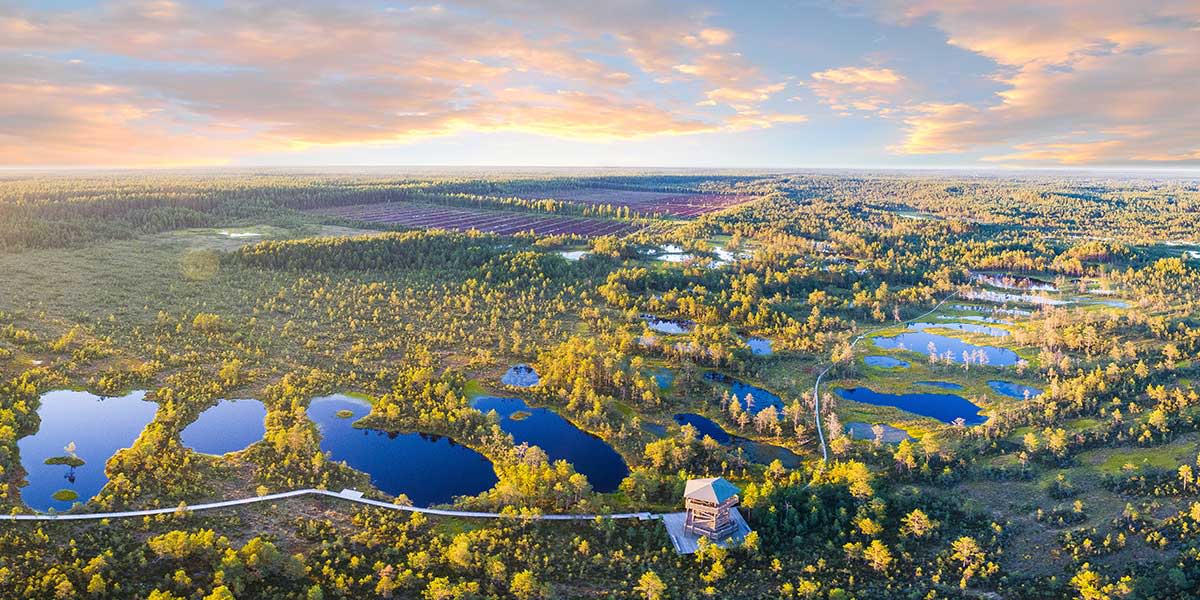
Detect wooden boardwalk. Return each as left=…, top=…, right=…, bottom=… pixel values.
left=0, top=488, right=660, bottom=522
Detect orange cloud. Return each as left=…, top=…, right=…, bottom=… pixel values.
left=812, top=67, right=902, bottom=85
left=0, top=1, right=803, bottom=166
left=872, top=0, right=1200, bottom=165
left=809, top=66, right=905, bottom=116
left=891, top=103, right=991, bottom=154
left=0, top=79, right=260, bottom=166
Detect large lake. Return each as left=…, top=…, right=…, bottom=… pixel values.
left=18, top=390, right=158, bottom=511
left=471, top=396, right=628, bottom=493
left=308, top=395, right=498, bottom=506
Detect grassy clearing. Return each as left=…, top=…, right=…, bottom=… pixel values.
left=1085, top=437, right=1198, bottom=475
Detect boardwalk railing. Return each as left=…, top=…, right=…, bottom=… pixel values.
left=1, top=488, right=661, bottom=522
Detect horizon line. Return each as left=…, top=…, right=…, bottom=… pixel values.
left=3, top=164, right=1199, bottom=176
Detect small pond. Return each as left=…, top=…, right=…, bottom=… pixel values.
left=558, top=250, right=590, bottom=261
left=949, top=315, right=1013, bottom=325
left=971, top=273, right=1057, bottom=292
left=501, top=364, right=540, bottom=387
left=872, top=331, right=1019, bottom=366
left=746, top=337, right=773, bottom=356
left=865, top=355, right=910, bottom=368
left=641, top=314, right=694, bottom=335
left=653, top=368, right=674, bottom=389
left=472, top=396, right=629, bottom=493
left=650, top=244, right=744, bottom=268
left=835, top=387, right=986, bottom=425
left=988, top=380, right=1042, bottom=399
left=308, top=395, right=497, bottom=506
left=641, top=421, right=668, bottom=437
left=952, top=304, right=1032, bottom=317
left=908, top=321, right=1010, bottom=337
left=963, top=289, right=1071, bottom=306
left=915, top=381, right=963, bottom=390
left=18, top=390, right=158, bottom=512
left=657, top=253, right=691, bottom=263
left=673, top=413, right=801, bottom=468
left=704, top=372, right=785, bottom=415
left=180, top=399, right=267, bottom=455
left=711, top=245, right=747, bottom=267
left=652, top=244, right=690, bottom=263
left=845, top=422, right=913, bottom=443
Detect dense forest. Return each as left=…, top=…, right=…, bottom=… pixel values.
left=1, top=169, right=1199, bottom=598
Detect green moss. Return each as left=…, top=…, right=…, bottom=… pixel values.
left=52, top=489, right=79, bottom=502
left=509, top=410, right=532, bottom=421
left=1098, top=447, right=1186, bottom=474
left=335, top=409, right=355, bottom=419
left=463, top=379, right=486, bottom=399
left=611, top=401, right=635, bottom=418
left=1065, top=418, right=1099, bottom=432
left=343, top=391, right=373, bottom=403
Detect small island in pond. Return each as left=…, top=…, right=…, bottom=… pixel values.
left=51, top=489, right=79, bottom=502
left=43, top=455, right=85, bottom=468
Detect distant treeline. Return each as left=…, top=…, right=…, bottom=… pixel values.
left=0, top=174, right=704, bottom=251
left=231, top=230, right=509, bottom=272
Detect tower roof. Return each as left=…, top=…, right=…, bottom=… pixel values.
left=684, top=477, right=740, bottom=503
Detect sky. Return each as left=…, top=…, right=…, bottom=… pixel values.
left=2, top=0, right=1198, bottom=169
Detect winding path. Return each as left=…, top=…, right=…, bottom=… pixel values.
left=812, top=290, right=959, bottom=461
left=1, top=488, right=660, bottom=522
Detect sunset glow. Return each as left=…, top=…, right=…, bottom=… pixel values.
left=2, top=0, right=1198, bottom=168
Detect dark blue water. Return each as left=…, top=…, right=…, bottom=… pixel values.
left=704, top=372, right=785, bottom=415
left=653, top=368, right=674, bottom=389
left=472, top=396, right=629, bottom=493
left=908, top=322, right=1010, bottom=337
left=180, top=399, right=267, bottom=455
left=672, top=413, right=801, bottom=467
left=865, top=355, right=910, bottom=368
left=835, top=387, right=986, bottom=425
left=746, top=337, right=773, bottom=356
left=845, top=422, right=913, bottom=443
left=18, top=390, right=158, bottom=511
left=308, top=395, right=497, bottom=506
left=872, top=331, right=1019, bottom=366
left=674, top=413, right=732, bottom=444
left=642, top=421, right=668, bottom=437
left=988, top=380, right=1042, bottom=399
left=915, top=381, right=963, bottom=390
